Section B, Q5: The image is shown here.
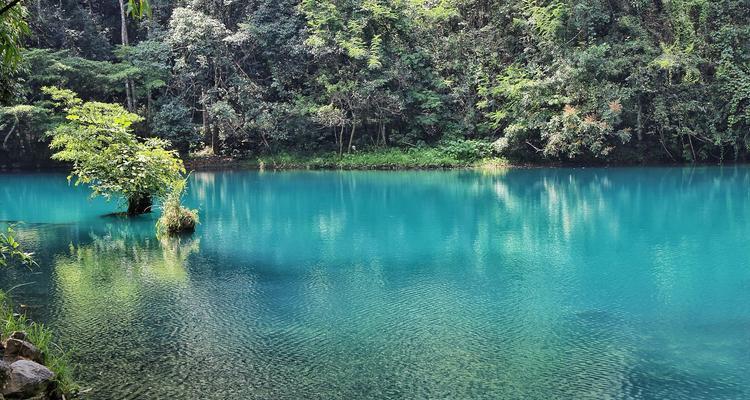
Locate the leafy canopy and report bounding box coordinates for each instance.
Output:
[0,0,30,101]
[43,86,185,203]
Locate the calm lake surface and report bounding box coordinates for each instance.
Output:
[1,168,749,399]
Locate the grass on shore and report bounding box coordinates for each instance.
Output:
[0,290,78,396]
[191,147,509,170]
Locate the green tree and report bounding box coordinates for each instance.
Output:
[0,0,29,102]
[44,86,185,214]
[166,6,231,154]
[6,0,750,164]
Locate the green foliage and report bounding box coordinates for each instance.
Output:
[525,0,568,42]
[115,40,170,96]
[0,104,50,163]
[0,290,78,395]
[439,139,495,162]
[0,235,77,395]
[156,178,199,236]
[7,0,750,164]
[0,225,35,267]
[21,49,135,99]
[127,0,152,19]
[247,145,504,169]
[0,1,29,101]
[44,87,185,212]
[151,99,200,152]
[468,0,750,162]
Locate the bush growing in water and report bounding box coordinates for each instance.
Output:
[157,178,199,235]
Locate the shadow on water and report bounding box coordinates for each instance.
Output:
[99,212,132,219]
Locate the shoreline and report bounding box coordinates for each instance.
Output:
[183,154,512,171]
[182,154,729,172]
[1,152,734,173]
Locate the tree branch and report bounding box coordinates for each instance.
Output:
[525,140,543,153]
[2,116,19,150]
[0,0,22,16]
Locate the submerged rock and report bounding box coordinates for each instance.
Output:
[2,360,54,399]
[3,340,42,364]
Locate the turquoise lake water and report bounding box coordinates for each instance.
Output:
[1,168,749,399]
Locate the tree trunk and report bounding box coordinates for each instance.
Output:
[212,63,221,154]
[128,80,136,111]
[339,125,345,156]
[637,95,643,142]
[202,89,211,152]
[127,194,153,215]
[211,125,219,154]
[147,90,153,126]
[117,0,135,111]
[347,116,357,153]
[0,0,22,16]
[2,115,18,150]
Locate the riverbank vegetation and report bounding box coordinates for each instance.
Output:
[0,292,78,397]
[0,227,77,397]
[1,226,35,267]
[2,0,750,168]
[234,140,504,170]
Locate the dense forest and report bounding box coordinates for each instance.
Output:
[2,0,750,166]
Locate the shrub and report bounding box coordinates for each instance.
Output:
[156,178,199,236]
[0,292,78,395]
[43,86,185,215]
[0,225,35,267]
[439,139,494,162]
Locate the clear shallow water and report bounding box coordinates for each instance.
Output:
[1,168,749,399]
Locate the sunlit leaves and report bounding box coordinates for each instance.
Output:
[0,0,29,100]
[126,0,152,19]
[43,87,185,206]
[0,225,35,268]
[523,0,568,42]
